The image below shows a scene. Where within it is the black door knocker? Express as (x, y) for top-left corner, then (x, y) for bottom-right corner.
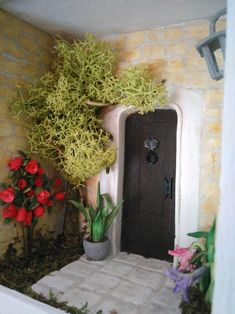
(144, 138), (160, 165)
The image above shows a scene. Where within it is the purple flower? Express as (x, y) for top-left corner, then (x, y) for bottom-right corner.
(166, 266), (206, 302)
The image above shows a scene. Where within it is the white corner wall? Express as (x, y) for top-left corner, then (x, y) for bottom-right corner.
(213, 0), (235, 312)
(0, 284), (65, 314)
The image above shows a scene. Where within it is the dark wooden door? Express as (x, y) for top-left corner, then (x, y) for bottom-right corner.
(121, 109), (177, 261)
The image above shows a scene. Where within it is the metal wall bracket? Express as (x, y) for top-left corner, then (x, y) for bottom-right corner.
(196, 8), (226, 80)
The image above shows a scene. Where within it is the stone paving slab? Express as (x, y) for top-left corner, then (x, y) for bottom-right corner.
(32, 252), (181, 314)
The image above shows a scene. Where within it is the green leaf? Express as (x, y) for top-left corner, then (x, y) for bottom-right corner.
(69, 200), (86, 213)
(22, 158), (30, 166)
(28, 202), (39, 210)
(104, 200), (123, 233)
(30, 196), (37, 203)
(42, 173), (49, 180)
(207, 244), (215, 263)
(0, 200), (5, 206)
(187, 231), (209, 239)
(18, 149), (27, 158)
(9, 170), (17, 178)
(0, 182), (7, 188)
(19, 168), (27, 176)
(4, 218), (12, 224)
(35, 187), (43, 194)
(92, 210), (105, 242)
(88, 205), (95, 223)
(96, 181), (102, 211)
(68, 200), (90, 222)
(101, 194), (111, 218)
(205, 281), (214, 303)
(23, 187), (31, 194)
(206, 219), (216, 250)
(190, 251), (207, 264)
(11, 183), (20, 192)
(199, 267), (210, 295)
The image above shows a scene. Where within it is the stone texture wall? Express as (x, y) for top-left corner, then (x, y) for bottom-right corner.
(0, 10), (55, 254)
(104, 18), (225, 230)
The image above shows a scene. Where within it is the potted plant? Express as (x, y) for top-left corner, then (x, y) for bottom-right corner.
(69, 182), (123, 260)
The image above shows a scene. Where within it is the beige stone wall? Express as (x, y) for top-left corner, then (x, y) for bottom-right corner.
(0, 10), (55, 254)
(104, 18), (225, 230)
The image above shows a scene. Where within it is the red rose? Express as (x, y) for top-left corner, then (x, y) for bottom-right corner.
(54, 178), (62, 188)
(34, 176), (43, 187)
(55, 192), (66, 201)
(34, 206), (45, 217)
(8, 157), (23, 171)
(37, 168), (44, 175)
(17, 178), (27, 190)
(46, 199), (53, 207)
(2, 204), (17, 218)
(26, 189), (34, 197)
(0, 187), (15, 203)
(16, 207), (27, 222)
(24, 211), (33, 226)
(36, 190), (50, 205)
(25, 160), (39, 174)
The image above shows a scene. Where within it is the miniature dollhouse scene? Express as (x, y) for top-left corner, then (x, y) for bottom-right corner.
(0, 0), (234, 313)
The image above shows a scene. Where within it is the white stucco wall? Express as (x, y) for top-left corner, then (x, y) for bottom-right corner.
(0, 284), (65, 314)
(213, 0), (235, 312)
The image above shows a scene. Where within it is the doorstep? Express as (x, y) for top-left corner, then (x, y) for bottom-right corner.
(32, 252), (181, 314)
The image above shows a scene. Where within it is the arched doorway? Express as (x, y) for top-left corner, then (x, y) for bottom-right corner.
(99, 87), (203, 257)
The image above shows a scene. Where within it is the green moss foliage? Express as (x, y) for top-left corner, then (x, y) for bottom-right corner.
(12, 34), (166, 186)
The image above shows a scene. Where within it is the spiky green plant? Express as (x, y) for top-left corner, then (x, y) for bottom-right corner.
(188, 219), (216, 304)
(69, 182), (123, 242)
(12, 34), (166, 186)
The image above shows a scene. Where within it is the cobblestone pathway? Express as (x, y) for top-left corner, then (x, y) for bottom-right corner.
(32, 252), (181, 314)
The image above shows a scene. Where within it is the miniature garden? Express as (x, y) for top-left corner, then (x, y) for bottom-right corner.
(0, 34), (215, 314)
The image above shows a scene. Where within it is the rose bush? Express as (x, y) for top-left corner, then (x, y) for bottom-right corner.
(0, 151), (66, 254)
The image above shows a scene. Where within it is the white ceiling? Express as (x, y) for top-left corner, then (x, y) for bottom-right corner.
(0, 0), (226, 37)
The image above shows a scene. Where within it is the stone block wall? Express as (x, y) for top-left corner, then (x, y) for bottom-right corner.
(0, 10), (55, 254)
(104, 18), (225, 230)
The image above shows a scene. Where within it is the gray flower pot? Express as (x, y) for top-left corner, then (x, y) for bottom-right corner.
(83, 238), (110, 261)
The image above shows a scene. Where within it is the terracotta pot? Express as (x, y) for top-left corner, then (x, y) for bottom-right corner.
(83, 238), (110, 261)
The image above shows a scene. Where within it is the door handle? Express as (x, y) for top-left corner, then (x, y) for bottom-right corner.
(164, 177), (174, 199)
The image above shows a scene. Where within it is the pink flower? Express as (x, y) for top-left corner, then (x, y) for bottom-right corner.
(8, 157), (23, 171)
(55, 192), (65, 201)
(0, 187), (15, 203)
(2, 204), (17, 218)
(17, 178), (27, 190)
(16, 207), (27, 222)
(26, 189), (34, 197)
(54, 178), (62, 188)
(24, 211), (33, 226)
(37, 168), (44, 175)
(36, 190), (50, 205)
(34, 206), (45, 217)
(34, 176), (43, 187)
(168, 245), (196, 271)
(25, 160), (39, 174)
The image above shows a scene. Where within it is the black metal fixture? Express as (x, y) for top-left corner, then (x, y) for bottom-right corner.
(196, 8), (226, 80)
(144, 138), (159, 165)
(164, 177), (174, 199)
